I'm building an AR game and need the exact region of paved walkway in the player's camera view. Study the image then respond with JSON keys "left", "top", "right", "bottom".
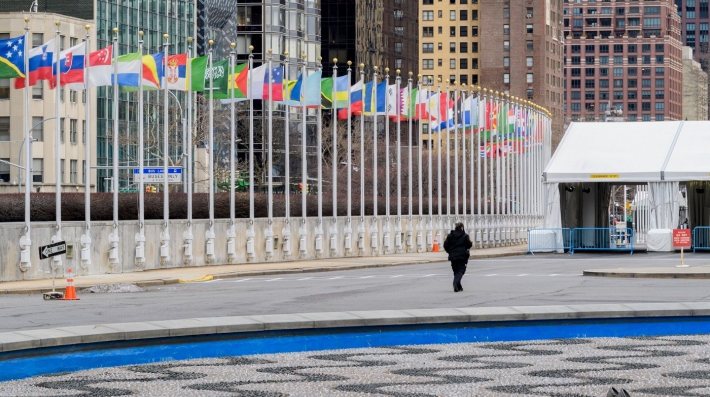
{"left": 0, "top": 245, "right": 527, "bottom": 294}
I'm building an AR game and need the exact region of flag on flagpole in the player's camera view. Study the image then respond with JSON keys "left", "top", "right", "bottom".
{"left": 337, "top": 79, "right": 363, "bottom": 119}
{"left": 386, "top": 84, "right": 398, "bottom": 117}
{"left": 0, "top": 35, "right": 25, "bottom": 79}
{"left": 290, "top": 70, "right": 321, "bottom": 107}
{"left": 334, "top": 75, "right": 349, "bottom": 108}
{"left": 87, "top": 45, "right": 112, "bottom": 87}
{"left": 363, "top": 81, "right": 375, "bottom": 114}
{"left": 263, "top": 66, "right": 283, "bottom": 101}
{"left": 57, "top": 42, "right": 87, "bottom": 90}
{"left": 166, "top": 53, "right": 188, "bottom": 90}
{"left": 15, "top": 38, "right": 54, "bottom": 88}
{"left": 216, "top": 62, "right": 248, "bottom": 100}
{"left": 320, "top": 77, "right": 333, "bottom": 108}
{"left": 141, "top": 53, "right": 163, "bottom": 90}
{"left": 374, "top": 81, "right": 386, "bottom": 115}
{"left": 248, "top": 64, "right": 266, "bottom": 99}
{"left": 114, "top": 51, "right": 142, "bottom": 87}
{"left": 189, "top": 56, "right": 208, "bottom": 91}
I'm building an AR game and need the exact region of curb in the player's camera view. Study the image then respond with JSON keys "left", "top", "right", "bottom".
{"left": 0, "top": 250, "right": 525, "bottom": 295}
{"left": 1, "top": 302, "right": 709, "bottom": 354}
{"left": 583, "top": 269, "right": 710, "bottom": 279}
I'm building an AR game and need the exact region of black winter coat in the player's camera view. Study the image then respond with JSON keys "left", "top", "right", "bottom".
{"left": 443, "top": 229, "right": 473, "bottom": 261}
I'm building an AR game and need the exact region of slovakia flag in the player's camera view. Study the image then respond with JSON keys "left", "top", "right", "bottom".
{"left": 15, "top": 38, "right": 55, "bottom": 88}
{"left": 58, "top": 42, "right": 87, "bottom": 90}
{"left": 87, "top": 45, "right": 113, "bottom": 88}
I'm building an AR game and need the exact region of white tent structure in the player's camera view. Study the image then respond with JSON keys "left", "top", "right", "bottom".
{"left": 543, "top": 121, "right": 710, "bottom": 251}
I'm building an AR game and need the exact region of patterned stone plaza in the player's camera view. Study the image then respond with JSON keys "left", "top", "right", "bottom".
{"left": 2, "top": 335, "right": 710, "bottom": 396}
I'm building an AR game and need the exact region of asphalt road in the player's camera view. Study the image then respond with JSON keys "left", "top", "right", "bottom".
{"left": 1, "top": 253, "right": 709, "bottom": 332}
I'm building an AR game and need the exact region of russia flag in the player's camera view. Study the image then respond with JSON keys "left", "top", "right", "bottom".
{"left": 15, "top": 38, "right": 55, "bottom": 88}
{"left": 57, "top": 42, "right": 86, "bottom": 91}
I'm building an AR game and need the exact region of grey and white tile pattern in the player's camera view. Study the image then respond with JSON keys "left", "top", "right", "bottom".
{"left": 2, "top": 336, "right": 710, "bottom": 396}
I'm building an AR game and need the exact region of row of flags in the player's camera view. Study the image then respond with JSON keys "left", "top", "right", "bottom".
{"left": 0, "top": 33, "right": 544, "bottom": 150}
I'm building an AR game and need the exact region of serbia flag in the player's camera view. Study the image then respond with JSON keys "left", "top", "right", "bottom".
{"left": 15, "top": 38, "right": 55, "bottom": 88}
{"left": 58, "top": 42, "right": 87, "bottom": 90}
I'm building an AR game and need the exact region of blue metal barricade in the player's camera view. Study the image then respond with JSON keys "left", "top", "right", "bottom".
{"left": 572, "top": 228, "right": 634, "bottom": 255}
{"left": 526, "top": 228, "right": 573, "bottom": 255}
{"left": 693, "top": 227, "right": 710, "bottom": 253}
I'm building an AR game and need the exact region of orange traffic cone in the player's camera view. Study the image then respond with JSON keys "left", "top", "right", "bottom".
{"left": 432, "top": 234, "right": 440, "bottom": 252}
{"left": 59, "top": 268, "right": 80, "bottom": 300}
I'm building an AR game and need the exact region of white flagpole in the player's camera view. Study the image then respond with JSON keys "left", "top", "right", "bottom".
{"left": 358, "top": 63, "right": 365, "bottom": 254}
{"left": 245, "top": 45, "right": 255, "bottom": 260}
{"left": 482, "top": 90, "right": 489, "bottom": 246}
{"left": 299, "top": 53, "right": 308, "bottom": 257}
{"left": 82, "top": 25, "right": 91, "bottom": 268}
{"left": 490, "top": 92, "right": 497, "bottom": 246}
{"left": 445, "top": 83, "right": 450, "bottom": 230}
{"left": 477, "top": 90, "right": 483, "bottom": 247}
{"left": 53, "top": 21, "right": 63, "bottom": 272}
{"left": 470, "top": 87, "right": 476, "bottom": 241}
{"left": 436, "top": 82, "right": 443, "bottom": 249}
{"left": 205, "top": 39, "right": 215, "bottom": 263}
{"left": 406, "top": 72, "right": 413, "bottom": 252}
{"left": 395, "top": 70, "right": 402, "bottom": 252}
{"left": 345, "top": 61, "right": 353, "bottom": 253}
{"left": 371, "top": 66, "right": 379, "bottom": 254}
{"left": 185, "top": 38, "right": 194, "bottom": 264}
{"left": 462, "top": 87, "right": 467, "bottom": 223}
{"left": 427, "top": 79, "right": 433, "bottom": 250}
{"left": 501, "top": 95, "right": 508, "bottom": 245}
{"left": 331, "top": 58, "right": 339, "bottom": 255}
{"left": 383, "top": 68, "right": 390, "bottom": 253}
{"left": 20, "top": 17, "right": 32, "bottom": 272}
{"left": 316, "top": 57, "right": 324, "bottom": 255}
{"left": 135, "top": 31, "right": 146, "bottom": 265}
{"left": 454, "top": 84, "right": 459, "bottom": 221}
{"left": 227, "top": 42, "right": 237, "bottom": 262}
{"left": 416, "top": 76, "right": 424, "bottom": 252}
{"left": 161, "top": 34, "right": 171, "bottom": 265}
{"left": 282, "top": 51, "right": 291, "bottom": 258}
{"left": 265, "top": 49, "right": 274, "bottom": 260}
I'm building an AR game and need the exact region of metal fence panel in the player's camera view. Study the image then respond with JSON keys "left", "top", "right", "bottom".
{"left": 693, "top": 227, "right": 710, "bottom": 253}
{"left": 526, "top": 228, "right": 573, "bottom": 255}
{"left": 572, "top": 227, "right": 634, "bottom": 255}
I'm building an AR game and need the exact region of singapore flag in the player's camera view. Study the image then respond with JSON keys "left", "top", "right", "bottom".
{"left": 88, "top": 45, "right": 113, "bottom": 88}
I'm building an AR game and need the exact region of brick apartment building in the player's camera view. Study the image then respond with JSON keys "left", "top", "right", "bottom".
{"left": 674, "top": 0, "right": 710, "bottom": 118}
{"left": 563, "top": 0, "right": 683, "bottom": 122}
{"left": 419, "top": 0, "right": 565, "bottom": 145}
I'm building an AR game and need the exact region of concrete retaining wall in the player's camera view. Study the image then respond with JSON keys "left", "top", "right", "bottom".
{"left": 0, "top": 215, "right": 537, "bottom": 282}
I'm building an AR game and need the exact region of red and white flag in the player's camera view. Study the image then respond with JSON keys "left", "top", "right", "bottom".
{"left": 58, "top": 42, "right": 87, "bottom": 90}
{"left": 87, "top": 45, "right": 112, "bottom": 88}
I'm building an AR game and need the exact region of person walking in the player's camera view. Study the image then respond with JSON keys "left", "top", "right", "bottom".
{"left": 443, "top": 222, "right": 472, "bottom": 292}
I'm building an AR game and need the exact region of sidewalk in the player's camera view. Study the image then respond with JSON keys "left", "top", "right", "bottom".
{"left": 0, "top": 245, "right": 527, "bottom": 294}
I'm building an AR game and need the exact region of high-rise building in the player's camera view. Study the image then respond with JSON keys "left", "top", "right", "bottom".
{"left": 322, "top": 0, "right": 418, "bottom": 80}
{"left": 682, "top": 46, "right": 709, "bottom": 119}
{"left": 674, "top": 0, "right": 710, "bottom": 117}
{"left": 563, "top": 0, "right": 683, "bottom": 124}
{"left": 94, "top": 0, "right": 195, "bottom": 191}
{"left": 0, "top": 12, "right": 96, "bottom": 193}
{"left": 480, "top": 0, "right": 565, "bottom": 145}
{"left": 419, "top": 0, "right": 480, "bottom": 86}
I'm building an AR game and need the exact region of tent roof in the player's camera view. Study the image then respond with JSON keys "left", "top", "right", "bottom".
{"left": 544, "top": 121, "right": 710, "bottom": 183}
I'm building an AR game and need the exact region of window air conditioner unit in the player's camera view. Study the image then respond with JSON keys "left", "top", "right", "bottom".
{"left": 527, "top": 13, "right": 532, "bottom": 18}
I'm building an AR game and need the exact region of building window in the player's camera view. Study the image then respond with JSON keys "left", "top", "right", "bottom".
{"left": 600, "top": 79, "right": 609, "bottom": 88}
{"left": 642, "top": 55, "right": 651, "bottom": 64}
{"left": 571, "top": 103, "right": 581, "bottom": 112}
{"left": 449, "top": 75, "right": 455, "bottom": 84}
{"left": 450, "top": 27, "right": 456, "bottom": 37}
{"left": 628, "top": 67, "right": 637, "bottom": 76}
{"left": 472, "top": 26, "right": 478, "bottom": 36}
{"left": 70, "top": 90, "right": 77, "bottom": 103}
{"left": 471, "top": 42, "right": 478, "bottom": 52}
{"left": 503, "top": 57, "right": 509, "bottom": 67}
{"left": 0, "top": 117, "right": 9, "bottom": 142}
{"left": 526, "top": 24, "right": 533, "bottom": 34}
{"left": 0, "top": 79, "right": 9, "bottom": 100}
{"left": 459, "top": 75, "right": 468, "bottom": 85}
{"left": 60, "top": 159, "right": 65, "bottom": 184}
{"left": 503, "top": 41, "right": 510, "bottom": 51}
{"left": 642, "top": 102, "right": 651, "bottom": 111}
{"left": 472, "top": 10, "right": 478, "bottom": 20}
{"left": 32, "top": 116, "right": 43, "bottom": 141}
{"left": 460, "top": 10, "right": 468, "bottom": 20}
{"left": 655, "top": 79, "right": 664, "bottom": 87}
{"left": 642, "top": 114, "right": 651, "bottom": 121}
{"left": 585, "top": 68, "right": 595, "bottom": 76}
{"left": 450, "top": 59, "right": 456, "bottom": 69}
{"left": 0, "top": 159, "right": 9, "bottom": 182}
{"left": 503, "top": 73, "right": 510, "bottom": 83}
{"left": 423, "top": 43, "right": 434, "bottom": 53}
{"left": 423, "top": 11, "right": 434, "bottom": 20}
{"left": 460, "top": 26, "right": 468, "bottom": 37}
{"left": 526, "top": 41, "right": 533, "bottom": 51}
{"left": 526, "top": 7, "right": 533, "bottom": 18}
{"left": 571, "top": 79, "right": 581, "bottom": 88}
{"left": 70, "top": 160, "right": 77, "bottom": 184}
{"left": 655, "top": 102, "right": 664, "bottom": 111}
{"left": 423, "top": 59, "right": 434, "bottom": 69}
{"left": 628, "top": 56, "right": 637, "bottom": 64}
{"left": 70, "top": 119, "right": 77, "bottom": 144}
{"left": 503, "top": 24, "right": 510, "bottom": 35}
{"left": 628, "top": 79, "right": 637, "bottom": 88}
{"left": 450, "top": 10, "right": 456, "bottom": 20}
{"left": 526, "top": 73, "right": 533, "bottom": 83}
{"left": 600, "top": 68, "right": 609, "bottom": 76}
{"left": 394, "top": 42, "right": 402, "bottom": 53}
{"left": 585, "top": 79, "right": 595, "bottom": 88}
{"left": 82, "top": 160, "right": 86, "bottom": 184}
{"left": 613, "top": 91, "right": 623, "bottom": 100}
{"left": 655, "top": 55, "right": 664, "bottom": 63}
{"left": 585, "top": 91, "right": 595, "bottom": 100}
{"left": 628, "top": 102, "right": 637, "bottom": 111}
{"left": 60, "top": 118, "right": 65, "bottom": 143}
{"left": 423, "top": 0, "right": 433, "bottom": 4}
{"left": 32, "top": 33, "right": 43, "bottom": 47}
{"left": 585, "top": 56, "right": 595, "bottom": 65}
{"left": 599, "top": 56, "right": 608, "bottom": 65}
{"left": 423, "top": 27, "right": 433, "bottom": 37}
{"left": 655, "top": 90, "right": 664, "bottom": 99}
{"left": 460, "top": 42, "right": 468, "bottom": 53}
{"left": 33, "top": 159, "right": 43, "bottom": 183}
{"left": 82, "top": 120, "right": 86, "bottom": 144}
{"left": 655, "top": 43, "right": 664, "bottom": 52}
{"left": 600, "top": 91, "right": 609, "bottom": 100}
{"left": 438, "top": 43, "right": 443, "bottom": 50}
{"left": 504, "top": 8, "right": 509, "bottom": 18}
{"left": 395, "top": 59, "right": 402, "bottom": 68}
{"left": 571, "top": 91, "right": 581, "bottom": 100}
{"left": 472, "top": 58, "right": 478, "bottom": 69}
{"left": 643, "top": 18, "right": 661, "bottom": 28}
{"left": 613, "top": 56, "right": 623, "bottom": 65}
{"left": 460, "top": 58, "right": 468, "bottom": 69}
{"left": 642, "top": 79, "right": 651, "bottom": 87}
{"left": 613, "top": 67, "right": 623, "bottom": 76}
{"left": 527, "top": 89, "right": 533, "bottom": 99}
{"left": 450, "top": 42, "right": 456, "bottom": 53}
{"left": 526, "top": 57, "right": 533, "bottom": 67}
{"left": 628, "top": 91, "right": 637, "bottom": 100}
{"left": 32, "top": 82, "right": 43, "bottom": 100}
{"left": 438, "top": 59, "right": 443, "bottom": 67}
